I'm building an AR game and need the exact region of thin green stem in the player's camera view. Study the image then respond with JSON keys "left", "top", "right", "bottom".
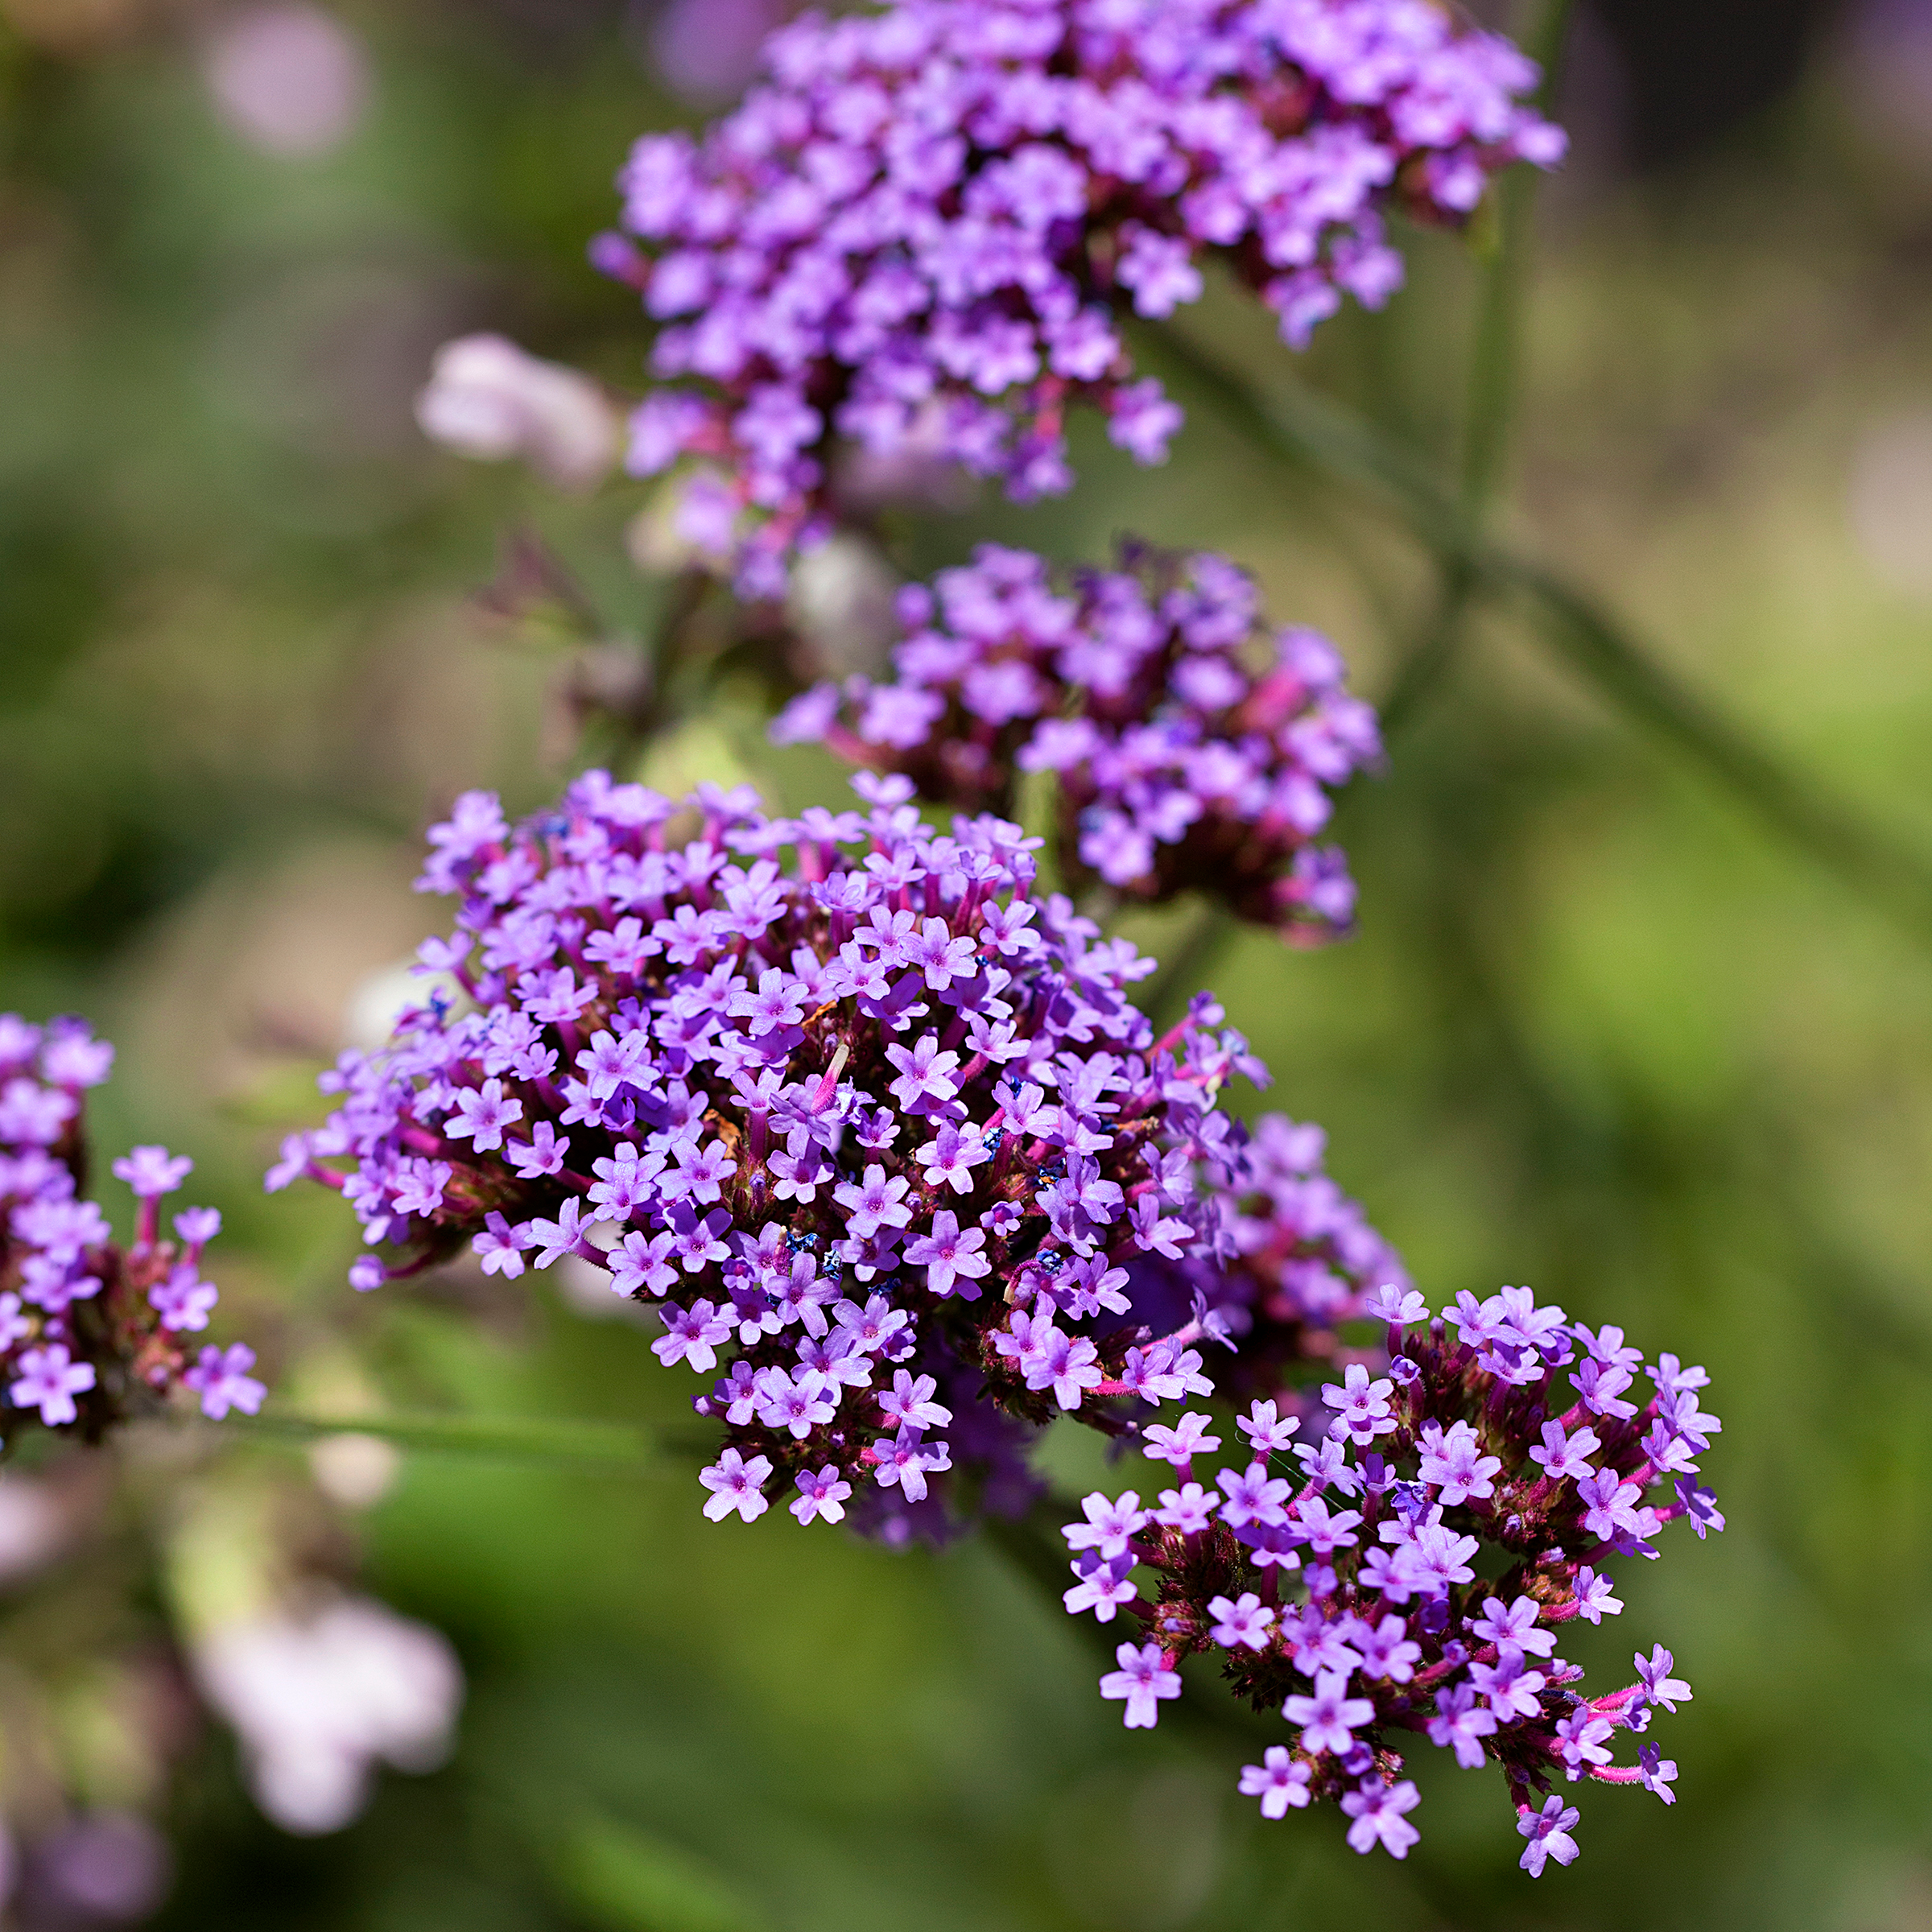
{"left": 1385, "top": 0, "right": 1574, "bottom": 736}
{"left": 230, "top": 1409, "right": 667, "bottom": 1472}
{"left": 1147, "top": 324, "right": 1932, "bottom": 941}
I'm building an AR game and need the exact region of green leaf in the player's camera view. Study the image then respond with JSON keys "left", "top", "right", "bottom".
{"left": 549, "top": 1814, "right": 769, "bottom": 1932}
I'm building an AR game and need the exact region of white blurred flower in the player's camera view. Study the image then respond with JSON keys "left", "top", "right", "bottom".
{"left": 307, "top": 1432, "right": 402, "bottom": 1509}
{"left": 1849, "top": 410, "right": 1932, "bottom": 601}
{"left": 787, "top": 533, "right": 899, "bottom": 675}
{"left": 196, "top": 1596, "right": 463, "bottom": 1835}
{"left": 416, "top": 335, "right": 620, "bottom": 493}
{"left": 204, "top": 4, "right": 371, "bottom": 159}
{"left": 0, "top": 1477, "right": 69, "bottom": 1588}
{"left": 342, "top": 959, "right": 464, "bottom": 1053}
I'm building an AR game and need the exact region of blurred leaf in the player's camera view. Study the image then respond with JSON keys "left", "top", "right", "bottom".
{"left": 1149, "top": 320, "right": 1932, "bottom": 941}
{"left": 233, "top": 1408, "right": 665, "bottom": 1470}
{"left": 548, "top": 1814, "right": 770, "bottom": 1932}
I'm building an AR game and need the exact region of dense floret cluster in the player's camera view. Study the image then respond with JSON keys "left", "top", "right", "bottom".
{"left": 1059, "top": 1283, "right": 1721, "bottom": 1867}
{"left": 607, "top": 0, "right": 1566, "bottom": 588}
{"left": 0, "top": 1015, "right": 262, "bottom": 1438}
{"left": 774, "top": 542, "right": 1380, "bottom": 938}
{"left": 276, "top": 771, "right": 1282, "bottom": 1537}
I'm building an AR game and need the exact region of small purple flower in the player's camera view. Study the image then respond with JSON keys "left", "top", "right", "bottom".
{"left": 1517, "top": 1796, "right": 1581, "bottom": 1877}
{"left": 184, "top": 1343, "right": 267, "bottom": 1421}
{"left": 1426, "top": 1682, "right": 1497, "bottom": 1769}
{"left": 873, "top": 1425, "right": 951, "bottom": 1504}
{"left": 111, "top": 1146, "right": 193, "bottom": 1199}
{"left": 1239, "top": 1746, "right": 1312, "bottom": 1818}
{"left": 1064, "top": 1552, "right": 1140, "bottom": 1622}
{"left": 1571, "top": 1566, "right": 1624, "bottom": 1624}
{"left": 9, "top": 1344, "right": 96, "bottom": 1426}
{"left": 1099, "top": 1642, "right": 1182, "bottom": 1730}
{"left": 654, "top": 1299, "right": 733, "bottom": 1373}
{"left": 699, "top": 1447, "right": 772, "bottom": 1523}
{"left": 1207, "top": 1592, "right": 1275, "bottom": 1650}
{"left": 1637, "top": 1742, "right": 1678, "bottom": 1804}
{"left": 902, "top": 1211, "right": 990, "bottom": 1298}
{"left": 474, "top": 1212, "right": 534, "bottom": 1278}
{"left": 1633, "top": 1645, "right": 1691, "bottom": 1714}
{"left": 446, "top": 1078, "right": 523, "bottom": 1152}
{"left": 791, "top": 1465, "right": 852, "bottom": 1526}
{"left": 1153, "top": 1483, "right": 1219, "bottom": 1534}
{"left": 1323, "top": 1364, "right": 1397, "bottom": 1445}
{"left": 1064, "top": 1490, "right": 1148, "bottom": 1563}
{"left": 1340, "top": 1779, "right": 1421, "bottom": 1860}
{"left": 149, "top": 1265, "right": 219, "bottom": 1333}
{"left": 1469, "top": 1596, "right": 1557, "bottom": 1660}
{"left": 1528, "top": 1417, "right": 1601, "bottom": 1484}
{"left": 1471, "top": 1649, "right": 1547, "bottom": 1724}
{"left": 1236, "top": 1399, "right": 1300, "bottom": 1456}
{"left": 1141, "top": 1412, "right": 1220, "bottom": 1467}
{"left": 1284, "top": 1672, "right": 1374, "bottom": 1758}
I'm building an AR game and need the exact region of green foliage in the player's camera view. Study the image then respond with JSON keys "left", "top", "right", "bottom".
{"left": 3, "top": 5, "right": 1931, "bottom": 1930}
{"left": 548, "top": 1815, "right": 769, "bottom": 1932}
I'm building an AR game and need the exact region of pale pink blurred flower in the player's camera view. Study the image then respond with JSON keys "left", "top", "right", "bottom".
{"left": 646, "top": 0, "right": 791, "bottom": 102}
{"left": 0, "top": 1477, "right": 68, "bottom": 1588}
{"left": 204, "top": 4, "right": 371, "bottom": 159}
{"left": 416, "top": 335, "right": 620, "bottom": 493}
{"left": 23, "top": 1813, "right": 170, "bottom": 1925}
{"left": 195, "top": 1597, "right": 463, "bottom": 1835}
{"left": 1849, "top": 410, "right": 1932, "bottom": 601}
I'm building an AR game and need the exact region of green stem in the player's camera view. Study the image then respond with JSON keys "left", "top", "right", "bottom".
{"left": 1385, "top": 0, "right": 1574, "bottom": 736}
{"left": 1147, "top": 325, "right": 1932, "bottom": 941}
{"left": 1460, "top": 0, "right": 1575, "bottom": 518}
{"left": 230, "top": 1409, "right": 667, "bottom": 1471}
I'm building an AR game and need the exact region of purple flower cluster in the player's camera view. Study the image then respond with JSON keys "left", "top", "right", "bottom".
{"left": 278, "top": 770, "right": 1274, "bottom": 1538}
{"left": 1122, "top": 1111, "right": 1406, "bottom": 1396}
{"left": 0, "top": 1014, "right": 263, "bottom": 1435}
{"left": 605, "top": 0, "right": 1565, "bottom": 589}
{"left": 774, "top": 543, "right": 1380, "bottom": 938}
{"left": 1061, "top": 1283, "right": 1722, "bottom": 1868}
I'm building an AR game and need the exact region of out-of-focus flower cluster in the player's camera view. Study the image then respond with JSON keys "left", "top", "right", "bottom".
{"left": 1060, "top": 1284, "right": 1724, "bottom": 1871}
{"left": 275, "top": 771, "right": 1277, "bottom": 1540}
{"left": 415, "top": 335, "right": 622, "bottom": 493}
{"left": 0, "top": 1015, "right": 262, "bottom": 1439}
{"left": 196, "top": 1596, "right": 463, "bottom": 1835}
{"left": 606, "top": 0, "right": 1564, "bottom": 589}
{"left": 774, "top": 543, "right": 1380, "bottom": 939}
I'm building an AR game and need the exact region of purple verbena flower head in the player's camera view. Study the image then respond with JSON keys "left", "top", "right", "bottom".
{"left": 287, "top": 771, "right": 1263, "bottom": 1536}
{"left": 0, "top": 1014, "right": 254, "bottom": 1435}
{"left": 776, "top": 543, "right": 1382, "bottom": 940}
{"left": 1056, "top": 1284, "right": 1721, "bottom": 1869}
{"left": 610, "top": 0, "right": 1566, "bottom": 588}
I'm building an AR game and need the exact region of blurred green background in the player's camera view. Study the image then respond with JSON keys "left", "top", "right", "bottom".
{"left": 2, "top": 0, "right": 1930, "bottom": 1927}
